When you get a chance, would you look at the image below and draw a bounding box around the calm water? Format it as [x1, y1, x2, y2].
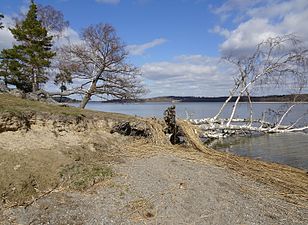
[212, 133, 308, 170]
[71, 101, 308, 170]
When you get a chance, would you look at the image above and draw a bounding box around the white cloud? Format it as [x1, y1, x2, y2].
[52, 27, 82, 47]
[0, 15, 16, 50]
[247, 0, 308, 19]
[213, 0, 265, 14]
[141, 55, 235, 97]
[0, 28, 14, 50]
[209, 25, 230, 38]
[212, 0, 308, 56]
[220, 18, 278, 55]
[212, 0, 266, 22]
[96, 0, 120, 4]
[127, 38, 167, 56]
[0, 14, 81, 51]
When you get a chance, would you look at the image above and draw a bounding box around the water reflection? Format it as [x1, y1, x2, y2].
[212, 133, 308, 170]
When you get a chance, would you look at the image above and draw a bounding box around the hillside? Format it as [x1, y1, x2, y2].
[0, 93, 307, 224]
[102, 94, 308, 103]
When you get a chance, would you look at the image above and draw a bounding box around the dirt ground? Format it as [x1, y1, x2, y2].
[1, 153, 307, 225]
[0, 94, 307, 224]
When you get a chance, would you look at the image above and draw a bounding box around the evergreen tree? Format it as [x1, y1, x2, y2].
[0, 1, 55, 92]
[54, 67, 73, 102]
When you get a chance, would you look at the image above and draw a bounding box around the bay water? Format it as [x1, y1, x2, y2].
[71, 101, 308, 170]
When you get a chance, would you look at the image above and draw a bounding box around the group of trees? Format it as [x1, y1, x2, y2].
[0, 0, 144, 108]
[1, 1, 307, 137]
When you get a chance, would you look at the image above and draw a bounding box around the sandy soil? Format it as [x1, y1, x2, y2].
[1, 152, 307, 225]
[0, 95, 307, 225]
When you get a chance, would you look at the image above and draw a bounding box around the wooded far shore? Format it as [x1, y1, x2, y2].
[55, 93, 308, 103]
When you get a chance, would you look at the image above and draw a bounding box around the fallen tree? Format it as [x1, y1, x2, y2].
[190, 35, 308, 140]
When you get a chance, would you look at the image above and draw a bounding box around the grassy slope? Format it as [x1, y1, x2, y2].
[0, 93, 133, 120]
[0, 93, 140, 206]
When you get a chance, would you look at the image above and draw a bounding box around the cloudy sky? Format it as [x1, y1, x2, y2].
[1, 0, 308, 97]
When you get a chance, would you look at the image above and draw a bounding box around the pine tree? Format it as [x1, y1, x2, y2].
[54, 67, 73, 102]
[0, 1, 55, 92]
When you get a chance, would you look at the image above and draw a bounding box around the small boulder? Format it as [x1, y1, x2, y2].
[9, 89, 26, 98]
[26, 92, 40, 101]
[111, 121, 150, 137]
[0, 82, 9, 93]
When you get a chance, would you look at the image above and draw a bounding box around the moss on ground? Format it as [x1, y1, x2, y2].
[59, 163, 114, 191]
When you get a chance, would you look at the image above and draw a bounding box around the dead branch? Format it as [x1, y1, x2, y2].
[190, 35, 308, 140]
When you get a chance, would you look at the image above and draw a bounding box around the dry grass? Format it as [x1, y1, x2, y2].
[110, 118, 308, 205]
[176, 120, 308, 205]
[0, 93, 134, 121]
[0, 93, 307, 208]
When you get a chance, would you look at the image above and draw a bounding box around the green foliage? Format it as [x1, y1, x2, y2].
[54, 67, 73, 92]
[59, 163, 113, 190]
[0, 1, 55, 92]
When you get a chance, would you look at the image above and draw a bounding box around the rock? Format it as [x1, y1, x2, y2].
[5, 88, 60, 105]
[25, 90, 59, 104]
[26, 92, 40, 101]
[110, 121, 151, 137]
[44, 97, 59, 104]
[9, 89, 26, 98]
[0, 112, 32, 133]
[0, 82, 9, 93]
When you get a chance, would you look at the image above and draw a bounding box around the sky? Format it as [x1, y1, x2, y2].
[1, 0, 308, 97]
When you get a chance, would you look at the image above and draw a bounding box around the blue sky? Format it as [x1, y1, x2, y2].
[1, 0, 225, 62]
[1, 0, 308, 97]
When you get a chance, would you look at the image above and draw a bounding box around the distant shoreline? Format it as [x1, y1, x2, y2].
[57, 94, 308, 104]
[99, 94, 308, 103]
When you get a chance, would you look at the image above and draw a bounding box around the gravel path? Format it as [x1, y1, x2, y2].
[2, 153, 307, 225]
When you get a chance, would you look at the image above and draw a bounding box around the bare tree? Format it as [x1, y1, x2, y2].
[37, 4, 69, 33]
[55, 23, 145, 108]
[14, 4, 68, 34]
[0, 14, 4, 29]
[191, 35, 308, 139]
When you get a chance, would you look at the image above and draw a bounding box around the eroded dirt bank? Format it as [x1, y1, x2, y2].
[0, 94, 307, 224]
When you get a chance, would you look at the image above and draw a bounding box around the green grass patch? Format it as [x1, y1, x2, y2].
[0, 93, 135, 120]
[59, 163, 114, 190]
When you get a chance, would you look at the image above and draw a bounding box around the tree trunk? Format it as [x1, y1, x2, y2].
[79, 79, 97, 109]
[80, 92, 91, 109]
[213, 95, 233, 120]
[32, 83, 38, 92]
[32, 70, 38, 92]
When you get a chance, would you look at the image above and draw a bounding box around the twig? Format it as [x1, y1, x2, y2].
[24, 184, 60, 209]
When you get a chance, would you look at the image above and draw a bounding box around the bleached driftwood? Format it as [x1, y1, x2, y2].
[188, 35, 308, 140]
